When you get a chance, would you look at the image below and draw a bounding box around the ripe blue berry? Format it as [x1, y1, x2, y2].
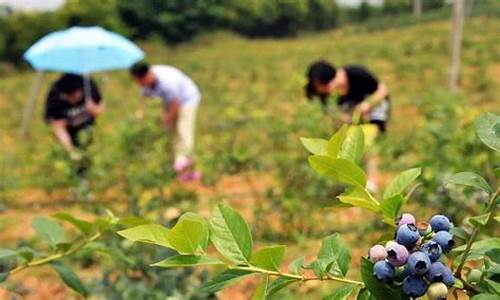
[396, 224, 420, 249]
[386, 242, 409, 267]
[422, 241, 443, 262]
[373, 260, 395, 283]
[402, 275, 428, 297]
[408, 251, 431, 275]
[427, 282, 448, 300]
[368, 245, 387, 262]
[426, 262, 454, 287]
[442, 267, 455, 287]
[430, 215, 452, 232]
[433, 231, 455, 252]
[397, 213, 416, 227]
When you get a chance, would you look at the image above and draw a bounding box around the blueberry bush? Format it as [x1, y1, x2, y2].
[115, 112, 499, 299]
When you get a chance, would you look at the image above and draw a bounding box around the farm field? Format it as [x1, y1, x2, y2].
[0, 14, 499, 299]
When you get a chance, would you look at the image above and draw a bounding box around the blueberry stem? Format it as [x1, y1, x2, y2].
[454, 187, 499, 277]
[233, 265, 365, 286]
[9, 232, 102, 275]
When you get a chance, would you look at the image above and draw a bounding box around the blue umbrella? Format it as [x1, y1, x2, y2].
[19, 26, 144, 136]
[24, 26, 144, 74]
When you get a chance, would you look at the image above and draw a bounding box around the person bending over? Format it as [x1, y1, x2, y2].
[45, 73, 104, 169]
[305, 60, 390, 191]
[130, 62, 201, 182]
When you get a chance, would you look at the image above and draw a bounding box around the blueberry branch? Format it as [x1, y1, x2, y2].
[9, 232, 102, 275]
[232, 265, 365, 286]
[454, 187, 499, 277]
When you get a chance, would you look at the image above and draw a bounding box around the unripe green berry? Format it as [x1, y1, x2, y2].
[427, 282, 448, 300]
[467, 269, 482, 284]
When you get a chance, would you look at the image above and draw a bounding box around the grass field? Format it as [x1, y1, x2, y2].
[0, 15, 499, 299]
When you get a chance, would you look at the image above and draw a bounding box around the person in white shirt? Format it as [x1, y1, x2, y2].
[130, 62, 201, 181]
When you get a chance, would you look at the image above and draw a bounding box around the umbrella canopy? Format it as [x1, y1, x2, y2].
[24, 26, 144, 74]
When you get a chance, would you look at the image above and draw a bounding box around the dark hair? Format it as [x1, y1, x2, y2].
[58, 73, 83, 94]
[130, 62, 150, 78]
[305, 60, 336, 106]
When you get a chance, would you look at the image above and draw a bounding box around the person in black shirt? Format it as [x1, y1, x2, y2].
[45, 73, 105, 157]
[305, 60, 390, 132]
[305, 60, 390, 192]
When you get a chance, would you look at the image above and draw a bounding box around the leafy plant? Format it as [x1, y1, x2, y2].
[118, 113, 499, 299]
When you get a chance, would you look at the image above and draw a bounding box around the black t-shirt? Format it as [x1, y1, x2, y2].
[338, 65, 379, 111]
[45, 76, 101, 133]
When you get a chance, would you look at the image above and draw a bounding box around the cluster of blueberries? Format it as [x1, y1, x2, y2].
[369, 214, 456, 299]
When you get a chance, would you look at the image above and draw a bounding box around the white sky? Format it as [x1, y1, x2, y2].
[0, 0, 65, 11]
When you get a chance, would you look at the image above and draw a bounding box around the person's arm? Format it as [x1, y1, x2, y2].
[85, 100, 105, 117]
[50, 119, 74, 152]
[359, 83, 388, 114]
[162, 98, 180, 126]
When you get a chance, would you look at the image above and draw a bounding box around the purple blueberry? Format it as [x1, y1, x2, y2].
[417, 221, 432, 236]
[430, 215, 452, 232]
[396, 213, 416, 227]
[427, 282, 448, 300]
[368, 245, 387, 262]
[443, 267, 455, 287]
[433, 231, 455, 252]
[426, 262, 454, 286]
[402, 275, 429, 297]
[396, 224, 420, 248]
[408, 251, 431, 275]
[422, 241, 443, 262]
[373, 260, 395, 283]
[386, 242, 409, 267]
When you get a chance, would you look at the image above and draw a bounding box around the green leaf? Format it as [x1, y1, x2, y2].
[0, 272, 9, 283]
[379, 195, 405, 221]
[209, 203, 253, 265]
[471, 294, 500, 300]
[485, 249, 500, 264]
[383, 168, 421, 199]
[300, 137, 328, 155]
[288, 256, 305, 274]
[469, 213, 491, 228]
[313, 234, 351, 277]
[327, 125, 349, 157]
[450, 227, 469, 240]
[83, 241, 134, 265]
[267, 277, 298, 297]
[485, 278, 500, 294]
[0, 249, 17, 260]
[200, 269, 253, 293]
[16, 246, 37, 263]
[338, 186, 379, 213]
[323, 284, 356, 300]
[117, 224, 172, 248]
[338, 126, 364, 163]
[357, 289, 376, 300]
[250, 245, 286, 272]
[168, 212, 209, 255]
[360, 258, 409, 300]
[51, 262, 88, 297]
[251, 275, 269, 300]
[117, 216, 151, 227]
[152, 255, 223, 268]
[452, 238, 500, 262]
[53, 213, 93, 236]
[32, 217, 66, 247]
[446, 172, 492, 194]
[309, 156, 367, 187]
[474, 112, 500, 152]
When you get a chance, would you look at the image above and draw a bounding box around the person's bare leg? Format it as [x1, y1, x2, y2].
[366, 153, 379, 193]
